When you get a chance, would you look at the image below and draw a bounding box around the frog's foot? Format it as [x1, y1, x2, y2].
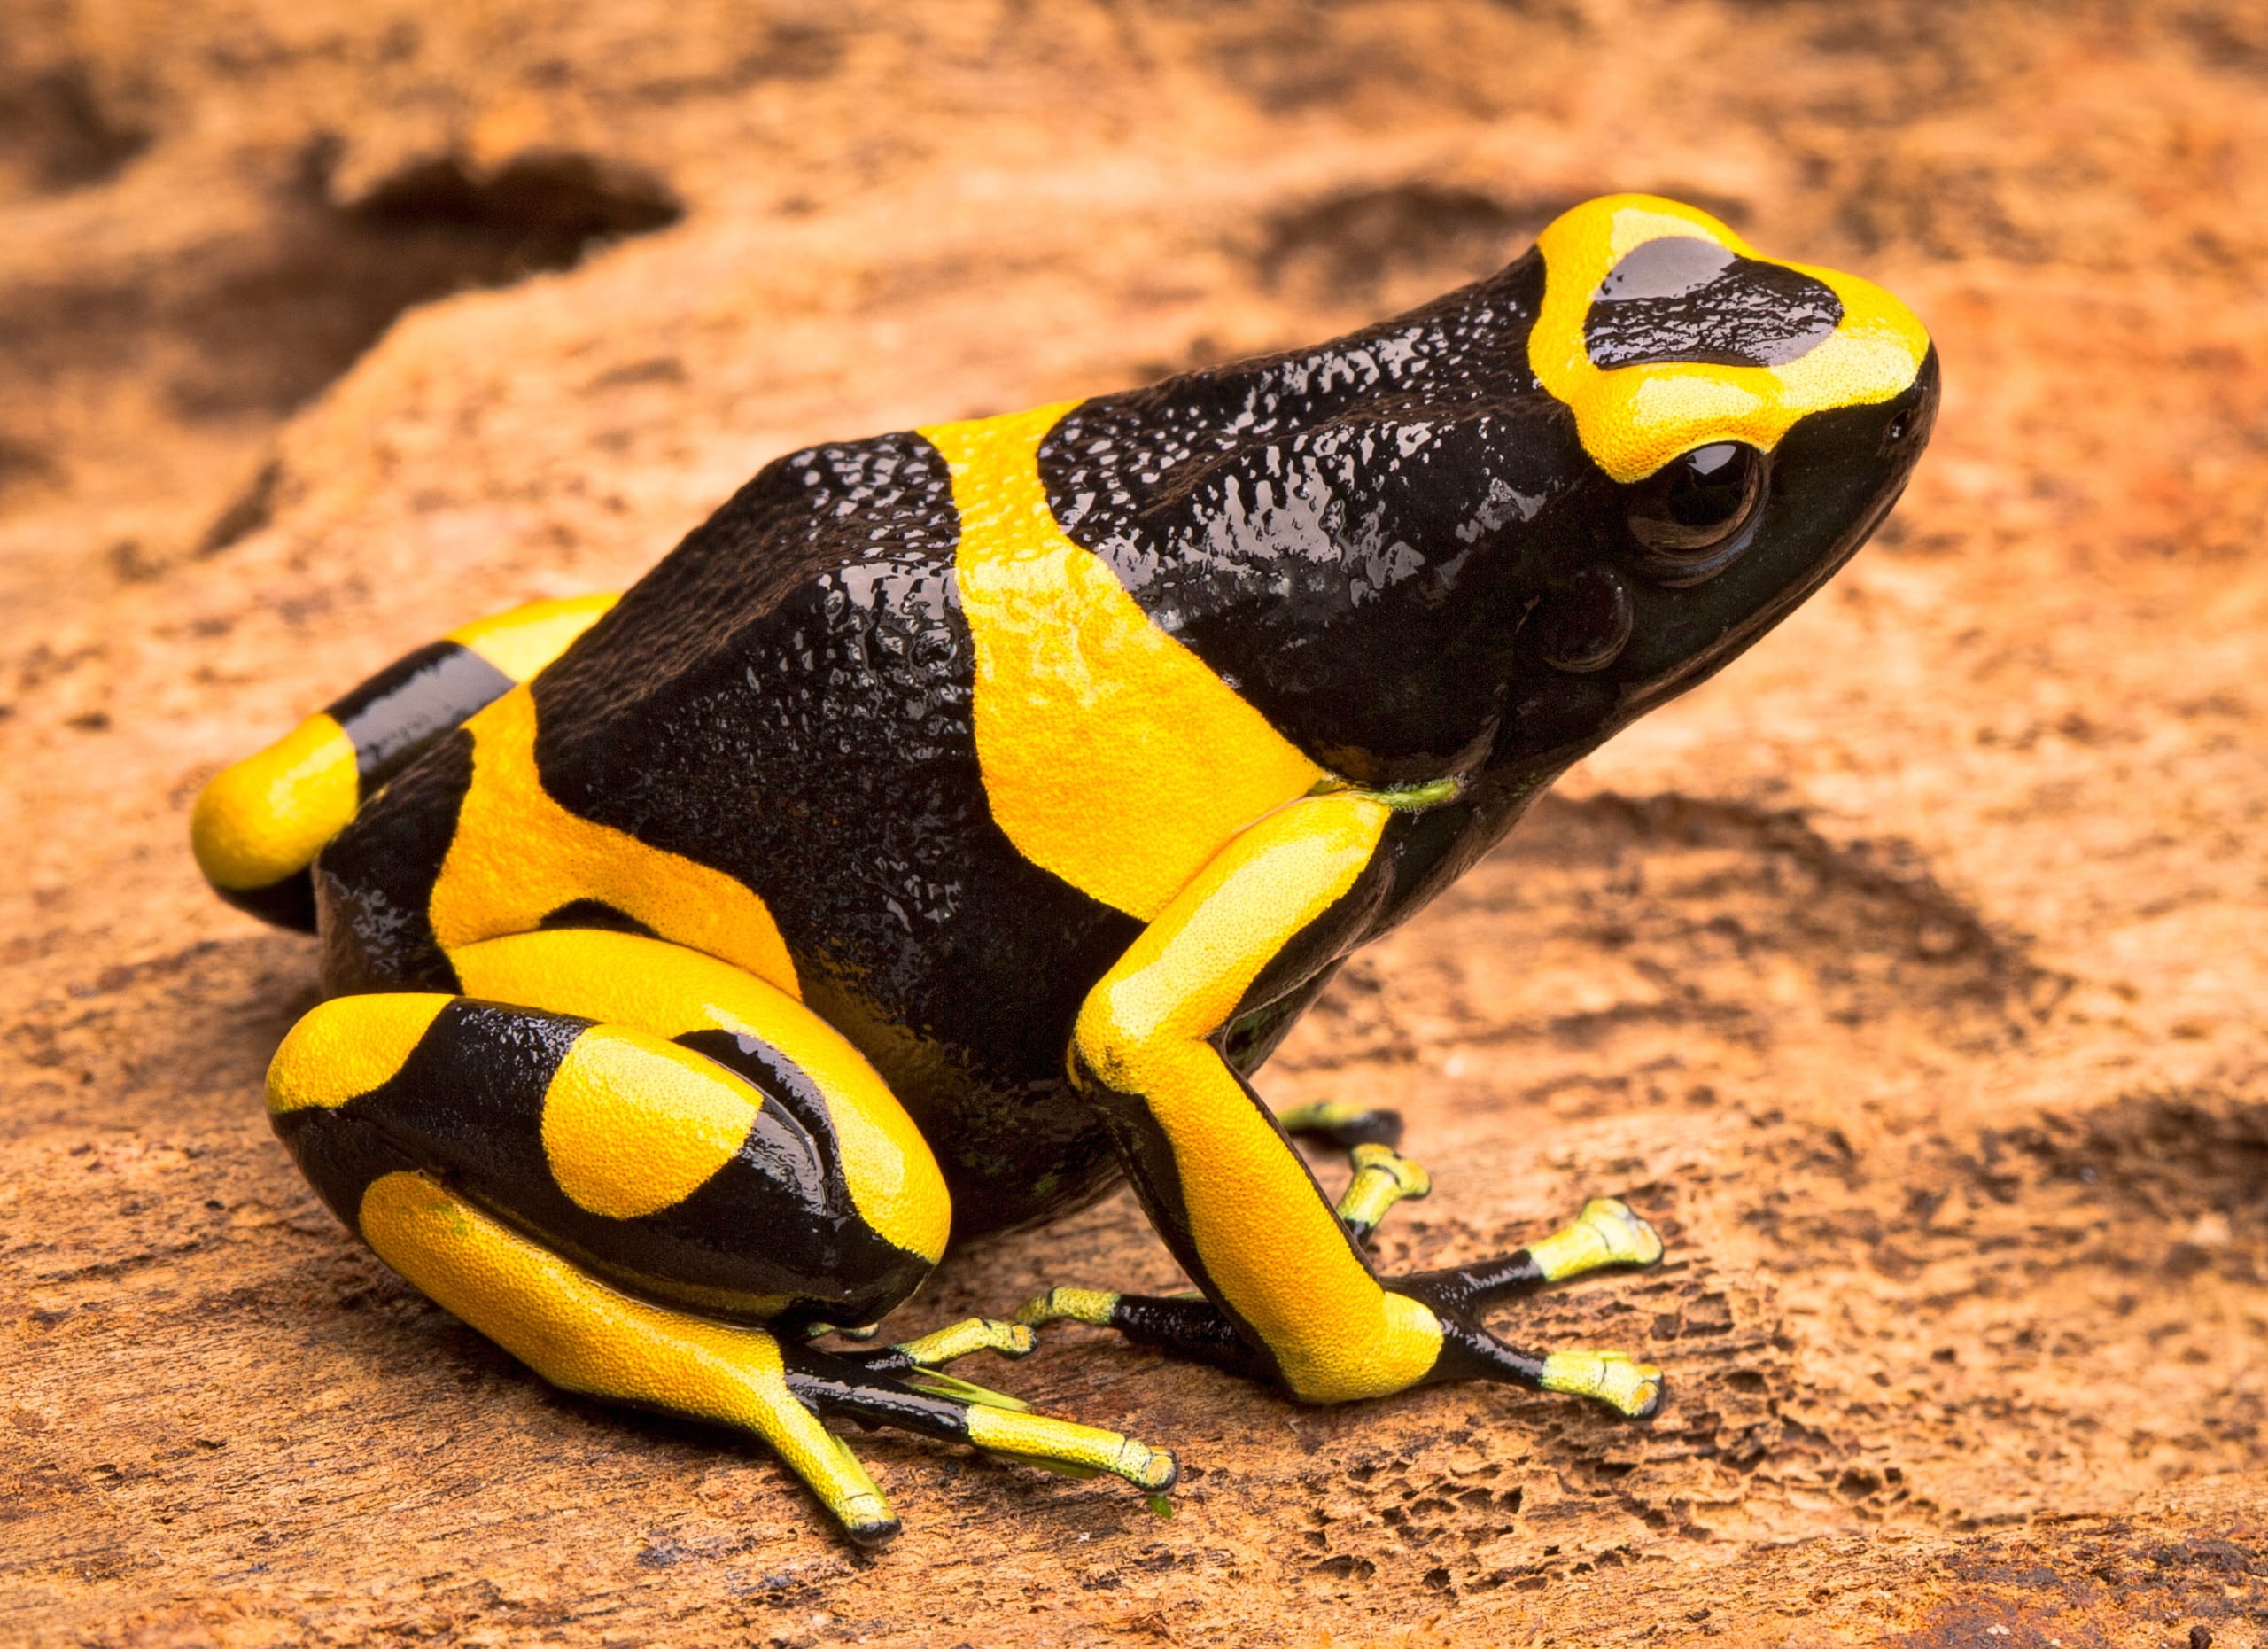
[1016, 1287, 1271, 1380]
[1015, 1198, 1668, 1422]
[1398, 1197, 1666, 1317]
[826, 1317, 1039, 1404]
[1425, 1315, 1667, 1420]
[1335, 1143, 1432, 1241]
[1278, 1099, 1405, 1150]
[1014, 1283, 1665, 1420]
[781, 1341, 1178, 1500]
[1277, 1103, 1429, 1241]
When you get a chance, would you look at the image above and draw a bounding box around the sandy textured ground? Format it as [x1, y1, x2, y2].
[4, 3, 2267, 1644]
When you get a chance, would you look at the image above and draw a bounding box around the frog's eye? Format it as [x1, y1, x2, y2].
[1624, 442, 1766, 583]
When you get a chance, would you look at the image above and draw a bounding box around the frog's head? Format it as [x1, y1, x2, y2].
[1483, 193, 1938, 779]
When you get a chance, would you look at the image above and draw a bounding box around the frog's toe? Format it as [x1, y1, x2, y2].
[1425, 1313, 1666, 1420]
[1014, 1286, 1123, 1329]
[1335, 1142, 1431, 1241]
[1398, 1194, 1669, 1318]
[1557, 1197, 1666, 1272]
[866, 1316, 1038, 1367]
[1541, 1349, 1666, 1420]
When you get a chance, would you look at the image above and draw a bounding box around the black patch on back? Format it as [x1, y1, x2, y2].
[328, 640, 514, 792]
[526, 432, 1138, 1232]
[1039, 251, 1585, 783]
[1583, 237, 1842, 369]
[538, 898, 659, 938]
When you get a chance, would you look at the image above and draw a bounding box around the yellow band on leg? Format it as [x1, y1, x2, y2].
[446, 592, 619, 682]
[1014, 1287, 1122, 1328]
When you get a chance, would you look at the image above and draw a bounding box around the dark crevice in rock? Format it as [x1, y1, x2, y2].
[0, 62, 152, 197]
[165, 145, 685, 420]
[196, 459, 284, 556]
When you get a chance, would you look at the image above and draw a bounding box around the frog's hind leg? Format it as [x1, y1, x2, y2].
[357, 1167, 905, 1542]
[267, 929, 1176, 1538]
[192, 593, 617, 930]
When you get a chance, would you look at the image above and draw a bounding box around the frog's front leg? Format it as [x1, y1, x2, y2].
[1021, 791, 1666, 1418]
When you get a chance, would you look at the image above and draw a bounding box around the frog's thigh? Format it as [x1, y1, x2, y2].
[269, 945, 948, 1330]
[448, 926, 951, 1280]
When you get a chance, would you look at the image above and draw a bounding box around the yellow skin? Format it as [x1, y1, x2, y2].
[192, 197, 1934, 1544]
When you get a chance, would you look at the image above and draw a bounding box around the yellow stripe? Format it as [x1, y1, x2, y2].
[920, 403, 1327, 922]
[190, 712, 360, 891]
[540, 1025, 760, 1220]
[447, 592, 619, 682]
[1529, 194, 1930, 483]
[452, 930, 950, 1262]
[1076, 793, 1441, 1402]
[357, 1171, 891, 1529]
[429, 688, 801, 996]
[267, 993, 454, 1113]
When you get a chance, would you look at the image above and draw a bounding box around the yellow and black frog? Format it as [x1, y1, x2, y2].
[191, 195, 1937, 1544]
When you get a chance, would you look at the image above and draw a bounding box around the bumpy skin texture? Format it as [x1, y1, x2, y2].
[193, 195, 1938, 1541]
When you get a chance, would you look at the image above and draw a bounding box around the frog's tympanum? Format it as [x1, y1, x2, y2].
[194, 196, 1936, 1544]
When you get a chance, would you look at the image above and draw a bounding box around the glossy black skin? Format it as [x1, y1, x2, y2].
[314, 246, 1939, 1238]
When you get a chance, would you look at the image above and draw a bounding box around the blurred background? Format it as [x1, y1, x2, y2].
[4, 4, 2266, 1645]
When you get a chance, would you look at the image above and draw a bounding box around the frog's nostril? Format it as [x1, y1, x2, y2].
[1534, 564, 1634, 673]
[1880, 347, 1942, 455]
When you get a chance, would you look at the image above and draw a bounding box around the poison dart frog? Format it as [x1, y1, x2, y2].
[191, 195, 1937, 1544]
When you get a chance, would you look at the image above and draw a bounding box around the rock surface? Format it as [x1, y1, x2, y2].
[4, 3, 2266, 1644]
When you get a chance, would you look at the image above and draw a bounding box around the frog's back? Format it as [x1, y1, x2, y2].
[315, 433, 1142, 1228]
